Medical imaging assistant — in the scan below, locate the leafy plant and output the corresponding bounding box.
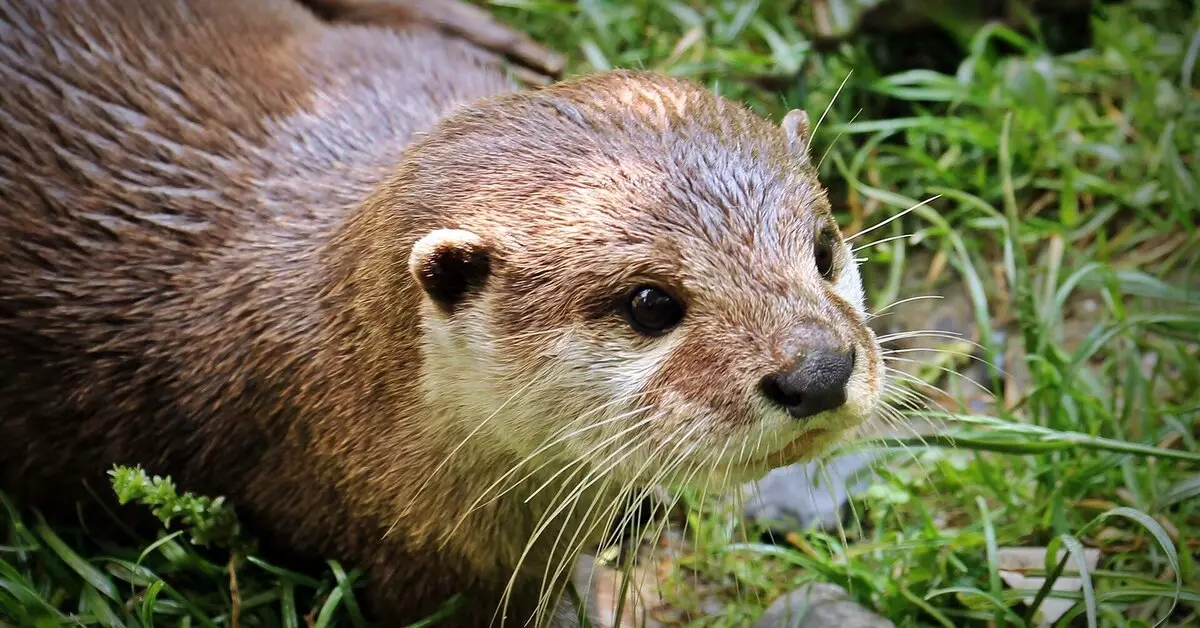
[109,466,250,554]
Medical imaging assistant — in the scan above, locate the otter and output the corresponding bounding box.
[0,0,884,625]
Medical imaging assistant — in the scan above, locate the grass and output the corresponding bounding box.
[3,0,1199,626]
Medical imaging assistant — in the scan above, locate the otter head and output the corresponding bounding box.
[400,71,882,488]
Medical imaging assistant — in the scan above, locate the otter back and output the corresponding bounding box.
[0,0,507,529]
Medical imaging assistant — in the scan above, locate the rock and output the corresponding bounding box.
[995,546,1102,628]
[574,553,665,628]
[743,451,878,534]
[752,583,894,628]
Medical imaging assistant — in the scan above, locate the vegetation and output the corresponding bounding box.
[3,0,1197,626]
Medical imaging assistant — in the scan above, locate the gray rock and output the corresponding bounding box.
[742,451,878,534]
[752,583,894,628]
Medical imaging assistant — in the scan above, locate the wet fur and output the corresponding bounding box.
[0,0,537,623]
[0,0,882,625]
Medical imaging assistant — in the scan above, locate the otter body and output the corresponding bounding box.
[0,0,525,621]
[0,1,884,625]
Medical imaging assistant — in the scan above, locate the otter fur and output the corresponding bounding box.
[0,1,884,625]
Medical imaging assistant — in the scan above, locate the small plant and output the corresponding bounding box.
[0,476,375,626]
[109,464,253,554]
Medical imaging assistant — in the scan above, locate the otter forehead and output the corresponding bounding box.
[420,71,826,224]
[539,145,836,296]
[422,72,842,296]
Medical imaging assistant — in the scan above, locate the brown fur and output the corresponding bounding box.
[0,1,882,625]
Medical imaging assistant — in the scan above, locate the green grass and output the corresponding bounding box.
[495,0,1198,626]
[3,0,1199,626]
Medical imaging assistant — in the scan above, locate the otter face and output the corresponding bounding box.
[405,72,883,489]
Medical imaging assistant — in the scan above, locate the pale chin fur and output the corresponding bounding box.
[415,296,675,468]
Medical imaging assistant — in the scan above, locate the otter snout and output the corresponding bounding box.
[760,328,856,419]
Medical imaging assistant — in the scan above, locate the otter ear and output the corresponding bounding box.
[781,109,812,168]
[409,229,492,314]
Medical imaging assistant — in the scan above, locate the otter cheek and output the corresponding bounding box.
[641,331,754,442]
[833,255,866,315]
[852,338,885,414]
[408,228,493,313]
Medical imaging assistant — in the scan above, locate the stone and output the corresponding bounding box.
[742,451,879,534]
[752,583,894,628]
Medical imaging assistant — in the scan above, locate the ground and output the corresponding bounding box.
[2,1,1198,627]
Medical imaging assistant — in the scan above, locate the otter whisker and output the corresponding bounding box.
[878,384,940,437]
[868,294,944,318]
[523,409,661,504]
[535,387,670,454]
[732,441,770,571]
[876,330,991,356]
[680,443,736,590]
[535,419,690,616]
[883,346,1008,377]
[718,433,766,597]
[816,107,862,170]
[731,486,760,608]
[874,403,945,459]
[881,382,945,421]
[870,402,956,503]
[816,458,857,552]
[884,366,957,406]
[846,194,941,243]
[717,433,773,607]
[734,423,753,467]
[502,425,671,627]
[864,413,907,453]
[601,437,708,626]
[690,434,733,560]
[543,494,633,626]
[882,377,930,402]
[508,419,669,575]
[445,406,659,555]
[869,403,935,475]
[446,397,661,538]
[585,419,706,553]
[888,360,960,396]
[884,355,995,397]
[880,396,929,424]
[871,402,912,434]
[746,411,771,464]
[839,458,875,542]
[490,403,668,625]
[498,440,638,628]
[810,70,853,142]
[707,439,748,599]
[850,232,915,255]
[390,371,547,534]
[876,328,964,343]
[567,478,671,626]
[532,470,622,627]
[714,434,741,504]
[700,439,739,597]
[539,422,697,625]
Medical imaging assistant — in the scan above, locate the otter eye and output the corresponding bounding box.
[814,229,836,280]
[624,286,684,336]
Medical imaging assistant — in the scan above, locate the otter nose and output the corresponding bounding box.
[760,348,855,419]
